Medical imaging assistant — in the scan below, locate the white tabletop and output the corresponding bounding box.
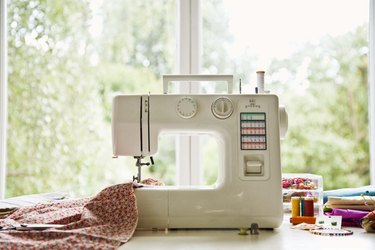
[121,216,375,250]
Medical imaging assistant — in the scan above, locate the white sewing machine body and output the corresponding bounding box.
[112,77,286,229]
[112,71,287,228]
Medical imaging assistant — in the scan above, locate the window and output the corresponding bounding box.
[3,0,176,197]
[201,0,370,190]
[1,0,374,198]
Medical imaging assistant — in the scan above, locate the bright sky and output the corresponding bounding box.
[222,0,369,68]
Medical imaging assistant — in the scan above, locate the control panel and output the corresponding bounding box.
[240,113,267,150]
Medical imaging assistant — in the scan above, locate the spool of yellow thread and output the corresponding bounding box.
[291,197,300,217]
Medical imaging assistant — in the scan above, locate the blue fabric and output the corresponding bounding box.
[323,185,375,204]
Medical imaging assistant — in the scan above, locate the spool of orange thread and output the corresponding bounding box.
[291,197,300,217]
[304,197,314,217]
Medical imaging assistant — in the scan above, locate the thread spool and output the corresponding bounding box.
[304,197,314,217]
[256,71,265,93]
[300,197,305,216]
[291,197,300,217]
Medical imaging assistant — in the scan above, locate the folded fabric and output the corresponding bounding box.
[324,208,369,227]
[0,182,138,249]
[0,192,67,210]
[324,196,375,211]
[0,192,67,219]
[323,185,375,204]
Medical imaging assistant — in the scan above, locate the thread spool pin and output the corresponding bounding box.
[256,71,265,93]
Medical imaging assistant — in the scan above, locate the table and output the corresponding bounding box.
[121,216,375,250]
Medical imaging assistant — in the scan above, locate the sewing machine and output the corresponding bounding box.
[112,74,288,229]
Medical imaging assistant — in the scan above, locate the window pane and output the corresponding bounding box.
[202,0,369,189]
[7,0,176,197]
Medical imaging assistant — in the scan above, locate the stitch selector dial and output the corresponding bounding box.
[211,96,234,119]
[176,96,198,119]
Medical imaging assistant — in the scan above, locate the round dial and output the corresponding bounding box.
[176,96,198,119]
[211,97,234,119]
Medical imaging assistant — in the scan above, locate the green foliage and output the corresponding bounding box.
[97,0,176,75]
[6,0,176,197]
[7,0,111,197]
[201,136,219,185]
[201,0,232,75]
[269,25,369,190]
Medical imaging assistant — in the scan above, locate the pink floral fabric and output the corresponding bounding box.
[0,182,138,249]
[141,178,164,186]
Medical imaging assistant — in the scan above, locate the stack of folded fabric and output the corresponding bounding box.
[323,185,375,232]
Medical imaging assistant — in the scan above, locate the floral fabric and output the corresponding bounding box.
[0,182,138,249]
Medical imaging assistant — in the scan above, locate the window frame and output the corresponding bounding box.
[0,0,8,199]
[175,0,202,185]
[0,0,374,198]
[369,0,375,184]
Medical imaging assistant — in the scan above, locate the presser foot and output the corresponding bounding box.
[133,156,154,183]
[132,175,140,183]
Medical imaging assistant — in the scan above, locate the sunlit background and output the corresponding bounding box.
[5,0,369,197]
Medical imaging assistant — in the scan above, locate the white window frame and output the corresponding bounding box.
[0,0,8,199]
[176,0,202,185]
[0,0,374,198]
[369,0,375,184]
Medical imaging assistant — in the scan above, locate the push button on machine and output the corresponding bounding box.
[246,160,262,174]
